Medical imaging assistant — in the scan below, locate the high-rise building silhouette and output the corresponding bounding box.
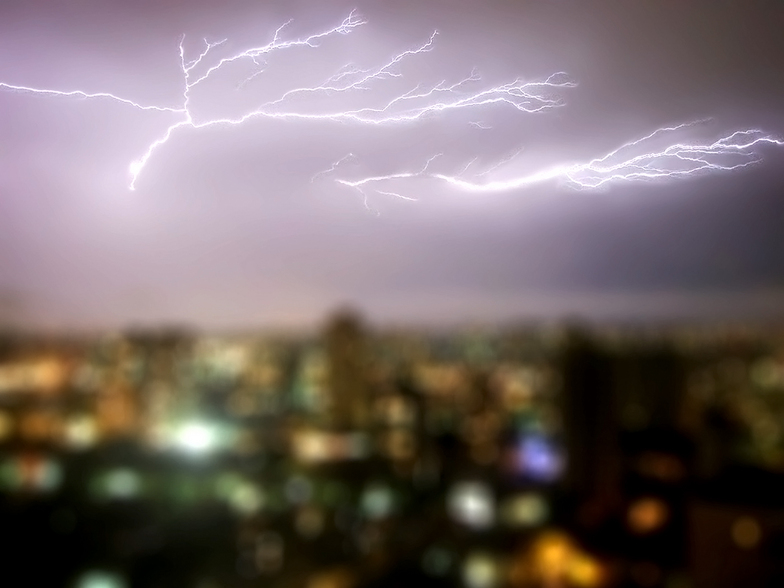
[325,310,370,430]
[560,331,622,516]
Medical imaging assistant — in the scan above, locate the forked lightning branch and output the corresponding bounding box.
[1,10,781,198]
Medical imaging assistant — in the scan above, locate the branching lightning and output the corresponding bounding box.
[0,81,184,113]
[329,123,784,198]
[310,152,357,183]
[1,10,781,199]
[469,121,492,130]
[0,11,574,190]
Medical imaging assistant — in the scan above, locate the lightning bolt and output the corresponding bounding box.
[0,81,184,113]
[469,121,492,130]
[0,10,574,190]
[477,148,524,177]
[1,10,781,200]
[125,14,574,189]
[330,123,784,198]
[310,152,357,183]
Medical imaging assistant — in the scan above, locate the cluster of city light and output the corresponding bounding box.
[1,10,781,198]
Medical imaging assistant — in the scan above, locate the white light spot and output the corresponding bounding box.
[462,552,498,588]
[448,482,494,529]
[76,571,127,588]
[175,423,216,453]
[104,468,141,499]
[361,484,394,519]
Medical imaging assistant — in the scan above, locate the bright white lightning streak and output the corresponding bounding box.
[456,157,479,176]
[332,124,784,197]
[126,13,574,189]
[377,190,416,201]
[2,11,780,198]
[0,11,575,190]
[264,30,440,104]
[477,147,523,177]
[322,152,433,210]
[310,152,357,183]
[0,81,184,113]
[127,11,369,188]
[185,13,365,90]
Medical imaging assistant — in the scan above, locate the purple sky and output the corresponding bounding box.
[2,0,784,331]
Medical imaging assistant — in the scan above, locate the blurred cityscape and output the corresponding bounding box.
[1,312,784,588]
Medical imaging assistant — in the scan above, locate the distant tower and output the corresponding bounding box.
[559,330,622,519]
[325,310,369,430]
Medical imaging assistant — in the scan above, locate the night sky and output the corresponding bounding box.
[2,0,784,330]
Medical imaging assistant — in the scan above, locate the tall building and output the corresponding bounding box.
[559,330,623,519]
[325,310,370,430]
